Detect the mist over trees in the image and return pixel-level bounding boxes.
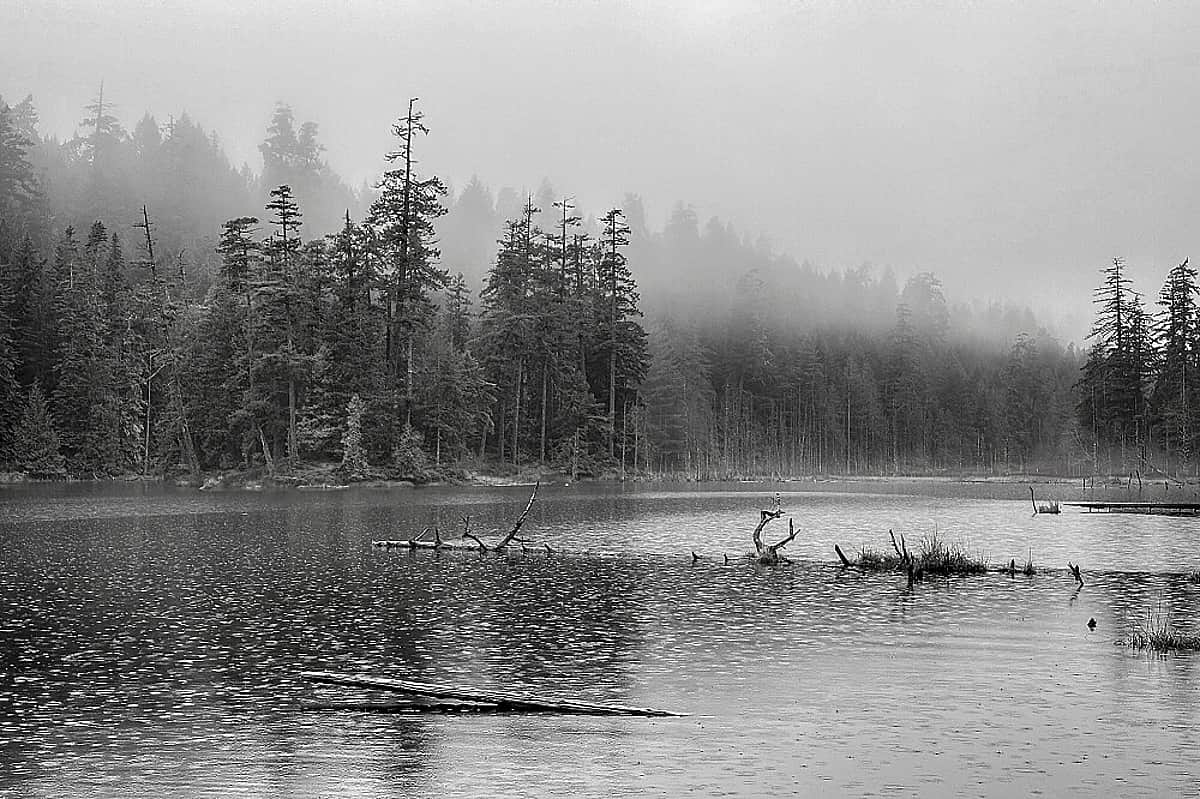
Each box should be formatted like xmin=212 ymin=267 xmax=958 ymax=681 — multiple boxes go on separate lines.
xmin=0 ymin=89 xmax=1185 ymax=481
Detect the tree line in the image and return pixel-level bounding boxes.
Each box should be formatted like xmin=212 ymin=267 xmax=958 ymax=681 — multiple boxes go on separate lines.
xmin=1 ymin=90 xmax=1188 ymax=480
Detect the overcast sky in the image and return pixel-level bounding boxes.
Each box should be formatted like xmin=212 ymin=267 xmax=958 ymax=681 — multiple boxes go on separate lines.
xmin=6 ymin=0 xmax=1200 ymax=335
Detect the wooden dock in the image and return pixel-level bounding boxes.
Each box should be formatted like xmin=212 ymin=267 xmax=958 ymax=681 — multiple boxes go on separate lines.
xmin=1063 ymin=501 xmax=1200 ymax=516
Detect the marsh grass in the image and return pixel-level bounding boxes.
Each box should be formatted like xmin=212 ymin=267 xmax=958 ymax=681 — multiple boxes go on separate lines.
xmin=857 ymin=531 xmax=988 ymax=576
xmin=1187 ymin=570 xmax=1200 ymax=585
xmin=1130 ymin=604 xmax=1200 ymax=653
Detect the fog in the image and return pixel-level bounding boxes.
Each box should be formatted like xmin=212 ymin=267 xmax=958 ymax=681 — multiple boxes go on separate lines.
xmin=6 ymin=0 xmax=1200 ymax=334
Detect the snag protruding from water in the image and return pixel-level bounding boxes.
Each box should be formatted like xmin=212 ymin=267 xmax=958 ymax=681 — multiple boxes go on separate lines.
xmin=833 ymin=528 xmax=987 ymax=585
xmin=750 ymin=495 xmax=802 ymax=565
xmin=1068 ymin=561 xmax=1084 ymax=586
xmin=374 ymin=482 xmax=542 ymax=552
xmin=1030 ymin=486 xmax=1060 ymax=515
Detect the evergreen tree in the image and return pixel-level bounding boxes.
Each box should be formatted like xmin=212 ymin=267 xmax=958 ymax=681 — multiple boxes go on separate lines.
xmin=261 ymin=185 xmax=306 ymax=462
xmin=590 ymin=208 xmax=649 ymax=463
xmin=1 ymin=234 xmax=52 ymax=389
xmin=0 ymin=266 xmax=20 ymax=460
xmin=1150 ymin=258 xmax=1198 ymax=467
xmin=366 ymin=99 xmax=449 ymax=430
xmin=11 ymin=381 xmax=66 ymax=478
xmin=339 ymin=393 xmax=368 ymax=479
xmin=52 ymin=223 xmax=123 ymax=475
xmin=1078 ymin=258 xmax=1150 ymax=464
xmin=479 ymin=201 xmax=543 ymax=464
xmin=0 ymin=99 xmax=37 ymax=230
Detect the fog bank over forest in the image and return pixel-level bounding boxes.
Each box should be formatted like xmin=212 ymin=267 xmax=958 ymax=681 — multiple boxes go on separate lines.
xmin=8 ymin=0 xmax=1200 ymax=336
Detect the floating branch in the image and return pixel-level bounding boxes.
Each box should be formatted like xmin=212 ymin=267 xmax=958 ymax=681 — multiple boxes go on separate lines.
xmin=301 ymin=670 xmax=686 ymax=717
xmin=374 ymin=482 xmax=541 ymax=553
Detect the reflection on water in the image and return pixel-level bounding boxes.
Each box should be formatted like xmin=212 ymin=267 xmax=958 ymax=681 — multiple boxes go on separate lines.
xmin=2 ymin=481 xmax=1200 ymax=797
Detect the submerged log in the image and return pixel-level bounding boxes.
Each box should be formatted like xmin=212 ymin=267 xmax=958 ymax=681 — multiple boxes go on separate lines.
xmin=301 ymin=699 xmax=501 ymax=713
xmin=300 ymin=670 xmax=685 ymax=717
xmin=374 ymin=482 xmax=542 ymax=552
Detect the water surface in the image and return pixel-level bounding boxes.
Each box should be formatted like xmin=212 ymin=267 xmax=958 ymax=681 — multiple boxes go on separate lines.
xmin=2 ymin=480 xmax=1199 ymax=797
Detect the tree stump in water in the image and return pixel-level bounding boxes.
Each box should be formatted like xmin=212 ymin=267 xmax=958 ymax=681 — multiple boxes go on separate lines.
xmin=751 ymin=501 xmax=801 ymax=565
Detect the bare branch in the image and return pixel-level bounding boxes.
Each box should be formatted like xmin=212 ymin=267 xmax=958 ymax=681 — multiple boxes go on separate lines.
xmin=767 ymin=519 xmax=799 ymax=554
xmin=751 ymin=508 xmax=785 ymax=554
xmin=497 ymin=481 xmax=539 ymax=548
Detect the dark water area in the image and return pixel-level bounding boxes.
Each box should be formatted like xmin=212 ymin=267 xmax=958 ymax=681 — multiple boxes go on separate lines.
xmin=2 ymin=480 xmax=1199 ymax=797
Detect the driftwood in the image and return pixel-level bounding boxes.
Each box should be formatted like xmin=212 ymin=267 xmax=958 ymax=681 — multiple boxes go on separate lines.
xmin=374 ymin=482 xmax=541 ymax=552
xmin=749 ymin=495 xmax=802 ymax=565
xmin=301 ymin=670 xmax=685 ymax=717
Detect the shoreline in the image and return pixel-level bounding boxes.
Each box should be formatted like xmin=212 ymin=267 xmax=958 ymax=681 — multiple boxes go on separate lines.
xmin=1 ymin=466 xmax=1186 ymax=491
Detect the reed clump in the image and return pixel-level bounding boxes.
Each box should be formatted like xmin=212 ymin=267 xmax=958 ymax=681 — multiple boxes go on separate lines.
xmin=1130 ymin=607 xmax=1200 ymax=653
xmin=856 ymin=531 xmax=988 ymax=577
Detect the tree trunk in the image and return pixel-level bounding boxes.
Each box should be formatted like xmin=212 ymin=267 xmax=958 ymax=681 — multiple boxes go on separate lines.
xmin=539 ymin=362 xmax=547 ymax=464
xmin=512 ymin=357 xmax=523 ymax=466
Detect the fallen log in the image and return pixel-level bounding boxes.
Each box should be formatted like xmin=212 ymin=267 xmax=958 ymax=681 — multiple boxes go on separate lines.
xmin=374 ymin=482 xmax=542 ymax=553
xmin=300 ymin=670 xmax=685 ymax=717
xmin=300 ymin=699 xmax=502 ymax=713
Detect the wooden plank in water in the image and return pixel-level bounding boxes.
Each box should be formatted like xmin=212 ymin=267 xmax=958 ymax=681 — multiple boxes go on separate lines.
xmin=1063 ymin=501 xmax=1200 ymax=515
xmin=300 ymin=670 xmax=686 ymax=717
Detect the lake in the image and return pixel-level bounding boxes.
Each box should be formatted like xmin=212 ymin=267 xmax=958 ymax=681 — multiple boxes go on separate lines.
xmin=2 ymin=479 xmax=1199 ymax=797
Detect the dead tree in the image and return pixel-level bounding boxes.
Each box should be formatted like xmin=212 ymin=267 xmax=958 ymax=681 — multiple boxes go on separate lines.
xmin=1068 ymin=561 xmax=1084 ymax=586
xmin=376 ymin=482 xmax=541 ymax=553
xmin=750 ymin=506 xmax=801 ymax=565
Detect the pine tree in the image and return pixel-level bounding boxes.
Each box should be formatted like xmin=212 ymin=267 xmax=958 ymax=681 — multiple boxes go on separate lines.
xmin=366 ymin=99 xmax=449 ymax=429
xmin=479 ymin=204 xmax=541 ymax=464
xmin=11 ymin=381 xmax=66 ymax=478
xmin=1078 ymin=258 xmax=1150 ymax=463
xmin=391 ymin=422 xmax=429 ymax=482
xmin=1 ymin=235 xmax=51 ymax=389
xmin=51 ymin=223 xmax=123 ymax=475
xmin=1150 ymin=258 xmax=1198 ymax=467
xmin=591 ymin=208 xmax=649 ymax=463
xmin=0 ymin=100 xmax=37 ymax=228
xmin=263 ymin=185 xmax=304 ymax=462
xmin=340 ymin=393 xmax=368 ymax=479
xmin=0 ymin=264 xmax=20 ymax=460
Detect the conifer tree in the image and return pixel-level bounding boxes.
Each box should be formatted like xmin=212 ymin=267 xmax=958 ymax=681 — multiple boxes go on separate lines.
xmin=0 ymin=268 xmax=20 ymax=459
xmin=1078 ymin=258 xmax=1150 ymax=462
xmin=340 ymin=393 xmax=368 ymax=479
xmin=591 ymin=208 xmax=648 ymax=461
xmin=1150 ymin=258 xmax=1199 ymax=465
xmin=480 ymin=204 xmax=541 ymax=463
xmin=52 ymin=223 xmax=122 ymax=475
xmin=262 ymin=185 xmax=305 ymax=462
xmin=11 ymin=381 xmax=66 ymax=478
xmin=366 ymin=99 xmax=448 ymax=430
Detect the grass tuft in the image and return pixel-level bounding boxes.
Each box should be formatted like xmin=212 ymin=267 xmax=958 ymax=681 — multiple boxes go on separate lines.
xmin=1130 ymin=605 xmax=1200 ymax=652
xmin=856 ymin=531 xmax=988 ymax=576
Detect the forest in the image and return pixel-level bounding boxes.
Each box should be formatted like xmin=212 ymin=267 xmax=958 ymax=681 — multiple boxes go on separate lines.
xmin=0 ymin=90 xmax=1192 ymax=481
